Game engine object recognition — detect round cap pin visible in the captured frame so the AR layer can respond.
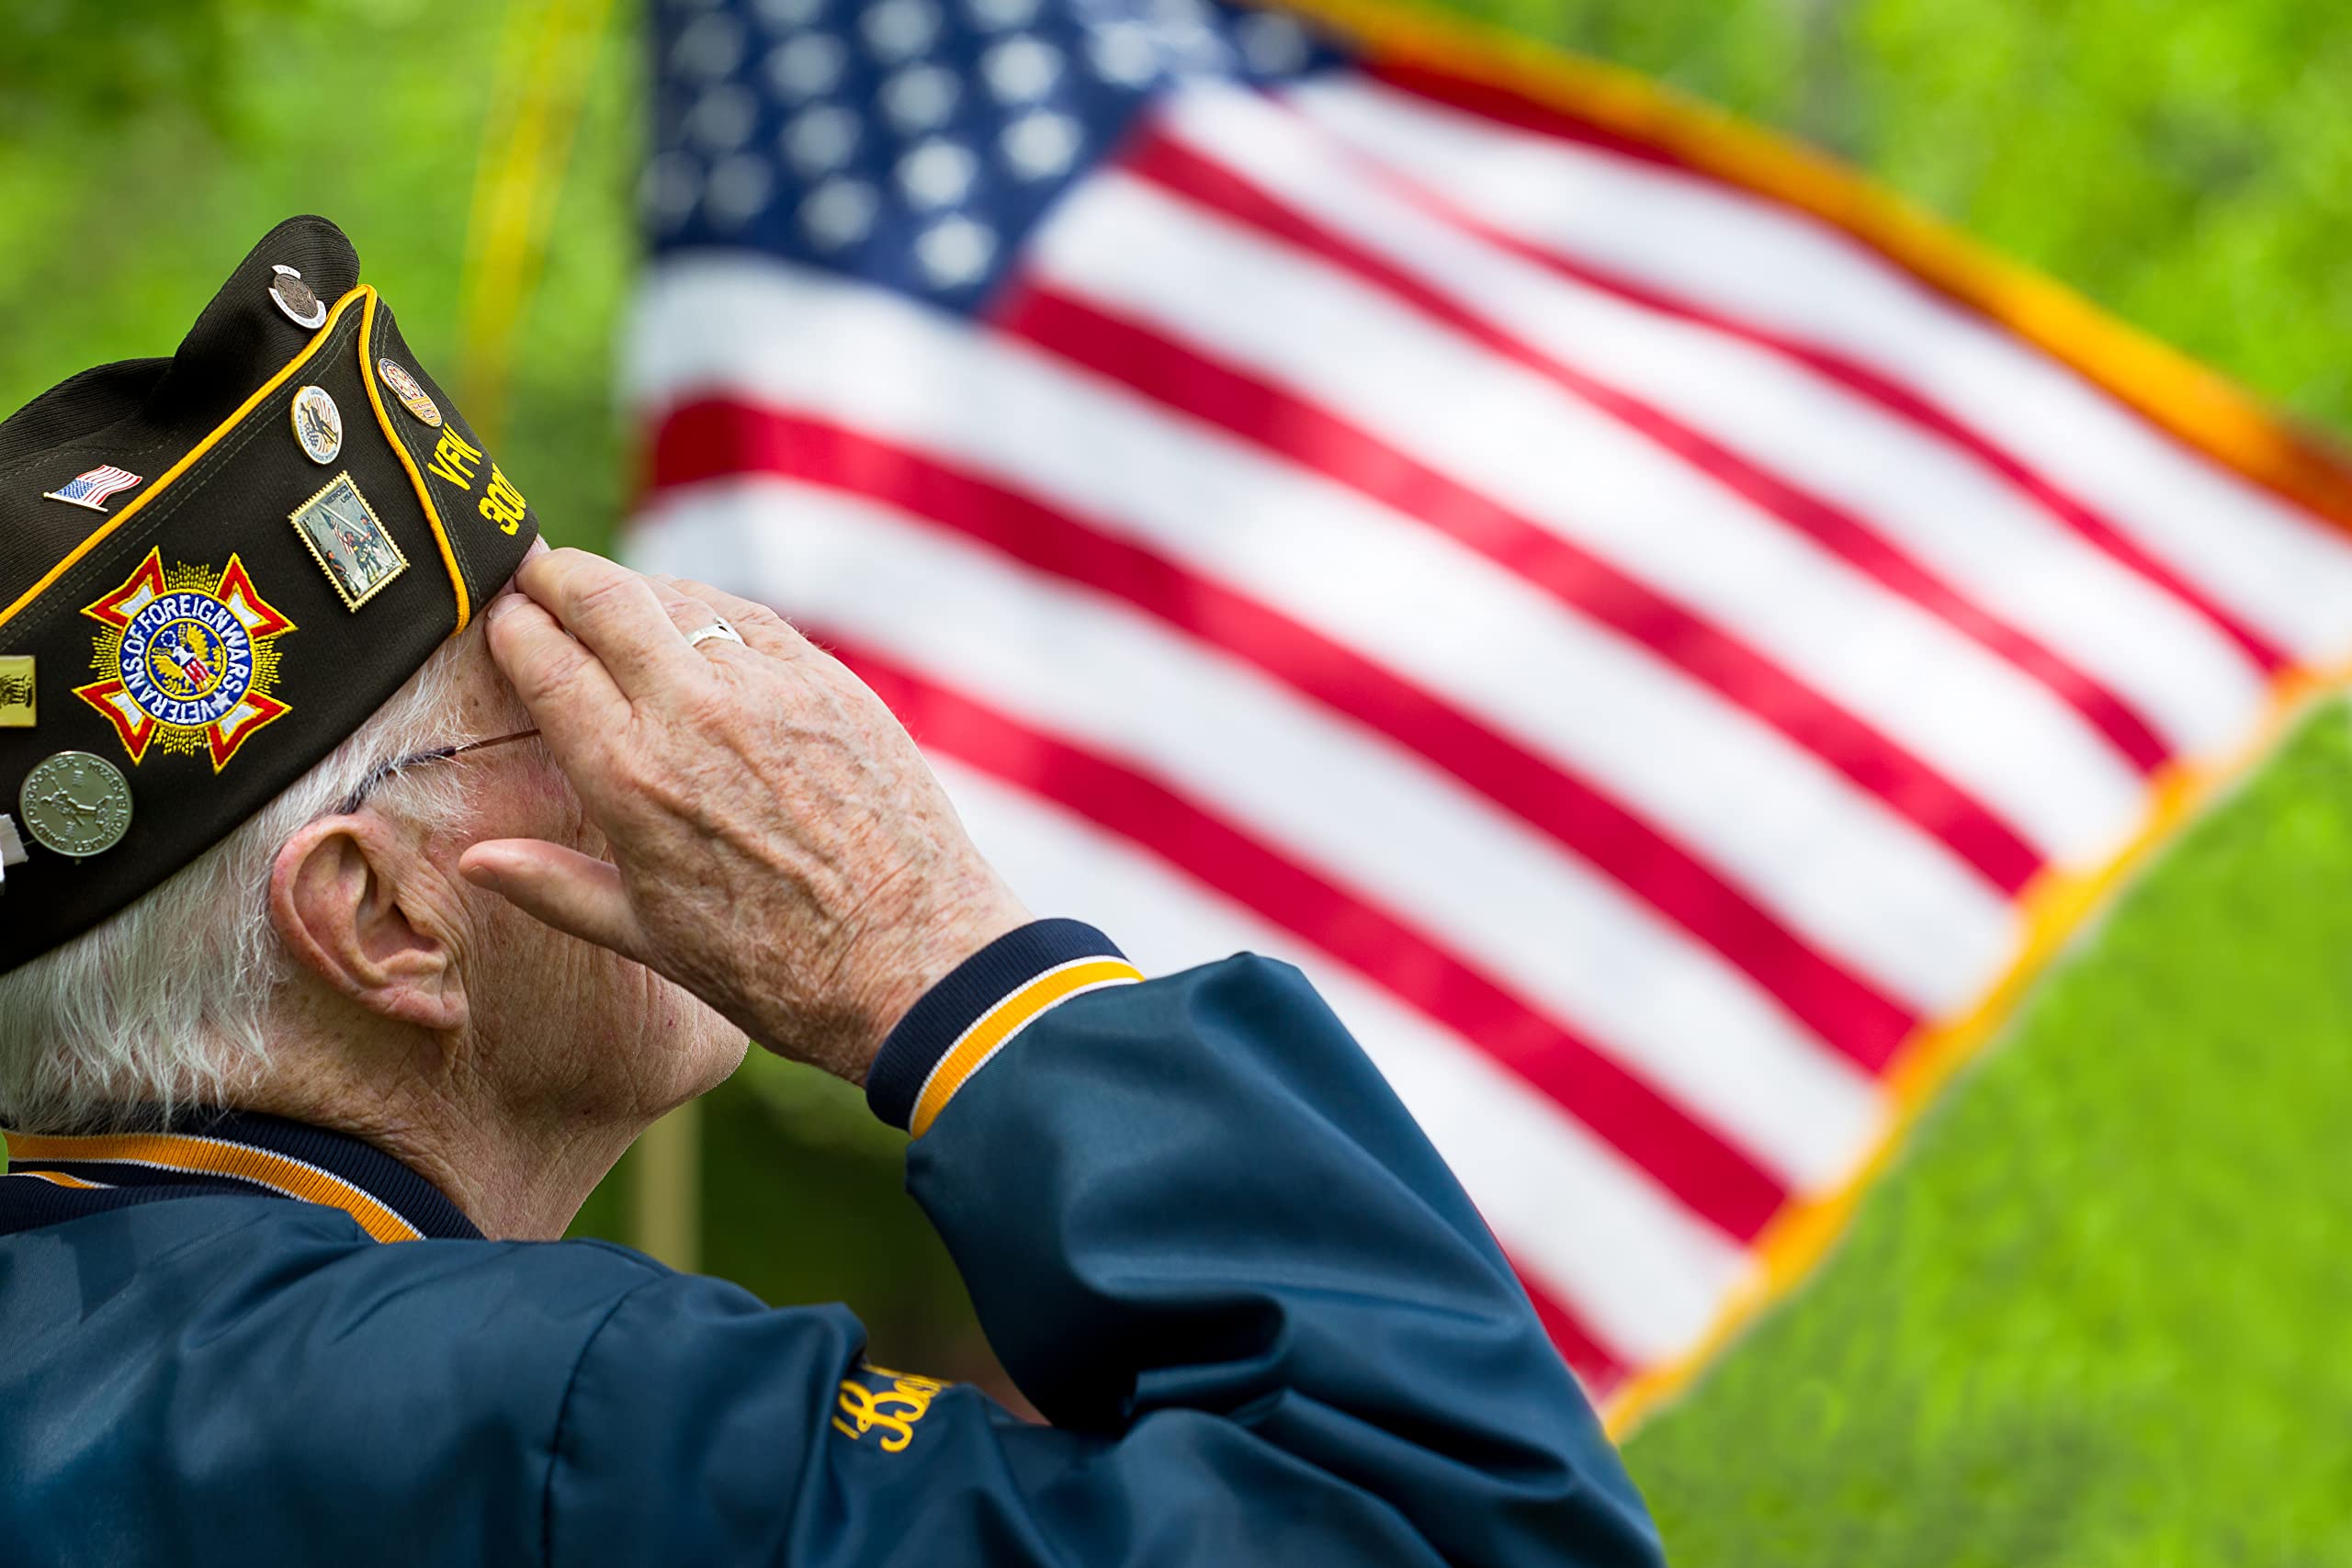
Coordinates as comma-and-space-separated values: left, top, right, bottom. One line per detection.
268, 264, 326, 330
18, 750, 133, 861
290, 385, 342, 464
378, 357, 443, 428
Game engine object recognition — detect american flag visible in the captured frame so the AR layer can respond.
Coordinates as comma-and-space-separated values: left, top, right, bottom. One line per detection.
41, 465, 142, 513
625, 0, 2352, 1419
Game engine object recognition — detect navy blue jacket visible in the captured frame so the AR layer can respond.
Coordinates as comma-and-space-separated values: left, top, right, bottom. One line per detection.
0, 919, 1661, 1566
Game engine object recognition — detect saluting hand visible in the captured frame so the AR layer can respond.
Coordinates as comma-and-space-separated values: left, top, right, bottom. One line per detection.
457, 548, 1030, 1085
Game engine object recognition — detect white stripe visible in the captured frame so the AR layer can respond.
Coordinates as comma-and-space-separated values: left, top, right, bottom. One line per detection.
928, 754, 1761, 1364
1028, 163, 2152, 871
6, 1170, 116, 1190
1166, 84, 2271, 761
909, 956, 1141, 1115
1289, 76, 2352, 666
628, 257, 2018, 1016
637, 477, 1886, 1191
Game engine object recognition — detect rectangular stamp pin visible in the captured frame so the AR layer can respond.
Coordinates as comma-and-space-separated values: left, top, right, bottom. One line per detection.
0, 657, 32, 727
288, 472, 409, 612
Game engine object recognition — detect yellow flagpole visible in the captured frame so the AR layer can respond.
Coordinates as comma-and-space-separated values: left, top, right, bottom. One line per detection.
456, 0, 618, 446
631, 1097, 704, 1273
455, 0, 705, 1269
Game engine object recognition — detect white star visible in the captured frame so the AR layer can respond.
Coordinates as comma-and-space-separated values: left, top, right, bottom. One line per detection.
1086, 21, 1159, 85
916, 215, 997, 286
1000, 108, 1081, 179
670, 13, 747, 79
860, 0, 942, 62
764, 33, 846, 100
754, 0, 827, 29
1235, 11, 1310, 73
685, 85, 760, 151
879, 62, 960, 131
1156, 22, 1228, 75
982, 35, 1062, 102
1145, 0, 1226, 74
705, 154, 775, 225
898, 138, 978, 207
639, 152, 705, 230
781, 103, 861, 175
966, 0, 1037, 28
800, 178, 880, 247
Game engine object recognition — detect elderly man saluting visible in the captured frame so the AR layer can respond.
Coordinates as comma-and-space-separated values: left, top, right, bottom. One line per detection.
0, 219, 1661, 1567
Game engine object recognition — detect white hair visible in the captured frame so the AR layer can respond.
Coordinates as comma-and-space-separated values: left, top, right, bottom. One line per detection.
0, 637, 483, 1133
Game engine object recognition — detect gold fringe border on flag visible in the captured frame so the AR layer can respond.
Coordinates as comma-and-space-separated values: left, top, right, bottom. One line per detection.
1260, 0, 2352, 1438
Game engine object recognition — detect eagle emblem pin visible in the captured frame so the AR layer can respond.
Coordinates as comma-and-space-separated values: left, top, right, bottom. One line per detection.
291, 385, 343, 465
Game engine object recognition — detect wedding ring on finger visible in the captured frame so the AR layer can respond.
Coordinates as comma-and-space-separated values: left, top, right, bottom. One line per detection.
685, 615, 745, 651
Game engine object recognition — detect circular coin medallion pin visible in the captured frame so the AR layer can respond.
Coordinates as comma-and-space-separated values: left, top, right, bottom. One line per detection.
377, 357, 443, 428
18, 750, 133, 861
290, 384, 343, 464
267, 264, 326, 330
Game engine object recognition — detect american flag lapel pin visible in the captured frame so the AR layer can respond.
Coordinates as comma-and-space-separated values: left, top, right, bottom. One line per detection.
41, 465, 144, 513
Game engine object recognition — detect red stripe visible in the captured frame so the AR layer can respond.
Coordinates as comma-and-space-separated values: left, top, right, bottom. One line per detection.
1120, 130, 2174, 775
1510, 1254, 1629, 1394
989, 285, 2041, 898
1367, 60, 1708, 182
829, 637, 1788, 1242
650, 400, 1917, 1068
1300, 95, 2289, 676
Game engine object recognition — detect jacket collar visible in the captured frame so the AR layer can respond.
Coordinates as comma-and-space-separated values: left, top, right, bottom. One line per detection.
0, 1108, 481, 1241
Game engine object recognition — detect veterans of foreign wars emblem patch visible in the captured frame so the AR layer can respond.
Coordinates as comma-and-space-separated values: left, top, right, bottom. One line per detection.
289, 471, 407, 612
40, 464, 142, 513
72, 547, 296, 772
291, 385, 342, 465
377, 357, 443, 428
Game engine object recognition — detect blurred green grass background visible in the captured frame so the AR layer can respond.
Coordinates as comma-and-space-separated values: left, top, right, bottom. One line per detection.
5, 0, 2352, 1557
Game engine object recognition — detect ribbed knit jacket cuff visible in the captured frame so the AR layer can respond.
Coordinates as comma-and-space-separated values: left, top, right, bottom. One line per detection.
865, 919, 1136, 1134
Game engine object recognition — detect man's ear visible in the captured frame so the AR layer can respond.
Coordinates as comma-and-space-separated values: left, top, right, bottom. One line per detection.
268, 816, 466, 1032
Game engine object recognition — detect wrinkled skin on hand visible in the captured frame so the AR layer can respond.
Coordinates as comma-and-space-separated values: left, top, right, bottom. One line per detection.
458, 549, 1030, 1085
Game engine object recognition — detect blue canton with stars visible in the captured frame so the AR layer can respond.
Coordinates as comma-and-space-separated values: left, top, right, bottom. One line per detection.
648, 0, 1347, 313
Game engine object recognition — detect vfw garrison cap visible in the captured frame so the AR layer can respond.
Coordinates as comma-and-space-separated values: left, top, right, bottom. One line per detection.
0, 215, 539, 975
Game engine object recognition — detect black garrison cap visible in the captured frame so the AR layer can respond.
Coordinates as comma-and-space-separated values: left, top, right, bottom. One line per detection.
0, 215, 540, 974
